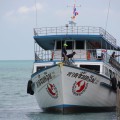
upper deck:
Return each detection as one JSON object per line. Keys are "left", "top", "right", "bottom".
{"left": 34, "top": 26, "right": 119, "bottom": 50}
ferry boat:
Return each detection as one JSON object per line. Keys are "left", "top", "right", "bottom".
{"left": 27, "top": 2, "right": 120, "bottom": 113}
{"left": 27, "top": 24, "right": 120, "bottom": 113}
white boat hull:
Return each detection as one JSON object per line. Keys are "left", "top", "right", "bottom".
{"left": 31, "top": 64, "right": 116, "bottom": 113}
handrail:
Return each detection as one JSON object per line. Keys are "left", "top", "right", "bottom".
{"left": 34, "top": 26, "right": 116, "bottom": 46}
{"left": 34, "top": 48, "right": 120, "bottom": 71}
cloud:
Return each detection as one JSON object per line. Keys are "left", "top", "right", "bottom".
{"left": 18, "top": 6, "right": 30, "bottom": 14}
{"left": 5, "top": 3, "right": 43, "bottom": 17}
{"left": 3, "top": 3, "right": 43, "bottom": 24}
{"left": 18, "top": 3, "right": 43, "bottom": 14}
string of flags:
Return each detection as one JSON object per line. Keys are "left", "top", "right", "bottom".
{"left": 71, "top": 4, "right": 79, "bottom": 20}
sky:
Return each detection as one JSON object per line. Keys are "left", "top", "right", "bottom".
{"left": 0, "top": 0, "right": 120, "bottom": 60}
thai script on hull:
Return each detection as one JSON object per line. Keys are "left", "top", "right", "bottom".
{"left": 67, "top": 71, "right": 98, "bottom": 84}
{"left": 36, "top": 73, "right": 52, "bottom": 88}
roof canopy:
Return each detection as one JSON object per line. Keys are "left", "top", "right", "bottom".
{"left": 34, "top": 26, "right": 119, "bottom": 50}
{"left": 34, "top": 34, "right": 118, "bottom": 50}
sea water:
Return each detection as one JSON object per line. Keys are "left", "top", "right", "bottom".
{"left": 0, "top": 60, "right": 117, "bottom": 120}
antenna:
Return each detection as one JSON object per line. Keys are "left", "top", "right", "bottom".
{"left": 105, "top": 0, "right": 111, "bottom": 32}
{"left": 35, "top": 0, "right": 38, "bottom": 27}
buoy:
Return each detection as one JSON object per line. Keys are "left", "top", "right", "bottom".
{"left": 27, "top": 80, "right": 34, "bottom": 95}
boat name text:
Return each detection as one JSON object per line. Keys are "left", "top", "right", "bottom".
{"left": 36, "top": 73, "right": 52, "bottom": 88}
{"left": 67, "top": 72, "right": 98, "bottom": 84}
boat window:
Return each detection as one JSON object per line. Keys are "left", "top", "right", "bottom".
{"left": 80, "top": 65, "right": 100, "bottom": 73}
{"left": 66, "top": 41, "right": 74, "bottom": 50}
{"left": 56, "top": 40, "right": 74, "bottom": 50}
{"left": 76, "top": 41, "right": 84, "bottom": 49}
{"left": 56, "top": 41, "right": 64, "bottom": 49}
{"left": 36, "top": 66, "right": 45, "bottom": 72}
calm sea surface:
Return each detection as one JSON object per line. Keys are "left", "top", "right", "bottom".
{"left": 0, "top": 60, "right": 117, "bottom": 120}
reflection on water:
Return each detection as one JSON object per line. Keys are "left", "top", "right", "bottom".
{"left": 27, "top": 111, "right": 117, "bottom": 120}
{"left": 0, "top": 109, "right": 117, "bottom": 120}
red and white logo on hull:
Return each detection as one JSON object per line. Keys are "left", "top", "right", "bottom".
{"left": 72, "top": 80, "right": 88, "bottom": 96}
{"left": 46, "top": 83, "right": 58, "bottom": 98}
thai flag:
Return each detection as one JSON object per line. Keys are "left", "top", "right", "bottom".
{"left": 73, "top": 4, "right": 78, "bottom": 16}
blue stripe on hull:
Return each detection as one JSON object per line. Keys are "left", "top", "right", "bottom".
{"left": 42, "top": 104, "right": 116, "bottom": 114}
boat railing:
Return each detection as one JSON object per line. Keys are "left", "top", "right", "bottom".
{"left": 34, "top": 49, "right": 105, "bottom": 61}
{"left": 34, "top": 48, "right": 120, "bottom": 70}
{"left": 34, "top": 26, "right": 116, "bottom": 46}
{"left": 34, "top": 49, "right": 97, "bottom": 61}
{"left": 99, "top": 28, "right": 116, "bottom": 45}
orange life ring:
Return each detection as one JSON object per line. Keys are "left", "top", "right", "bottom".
{"left": 87, "top": 51, "right": 90, "bottom": 60}
{"left": 51, "top": 51, "right": 54, "bottom": 60}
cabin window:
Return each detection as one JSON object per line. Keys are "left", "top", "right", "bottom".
{"left": 56, "top": 41, "right": 64, "bottom": 49}
{"left": 66, "top": 41, "right": 74, "bottom": 50}
{"left": 76, "top": 41, "right": 84, "bottom": 49}
{"left": 80, "top": 65, "right": 100, "bottom": 73}
{"left": 56, "top": 41, "right": 74, "bottom": 50}
{"left": 36, "top": 66, "right": 45, "bottom": 72}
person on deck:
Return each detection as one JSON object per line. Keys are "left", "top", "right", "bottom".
{"left": 109, "top": 51, "right": 120, "bottom": 64}
{"left": 111, "top": 52, "right": 120, "bottom": 58}
{"left": 62, "top": 43, "right": 68, "bottom": 61}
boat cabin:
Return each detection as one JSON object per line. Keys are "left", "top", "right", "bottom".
{"left": 33, "top": 26, "right": 120, "bottom": 80}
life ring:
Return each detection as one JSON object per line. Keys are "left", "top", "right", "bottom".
{"left": 27, "top": 80, "right": 34, "bottom": 95}
{"left": 51, "top": 51, "right": 54, "bottom": 60}
{"left": 111, "top": 77, "right": 117, "bottom": 91}
{"left": 87, "top": 51, "right": 90, "bottom": 60}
